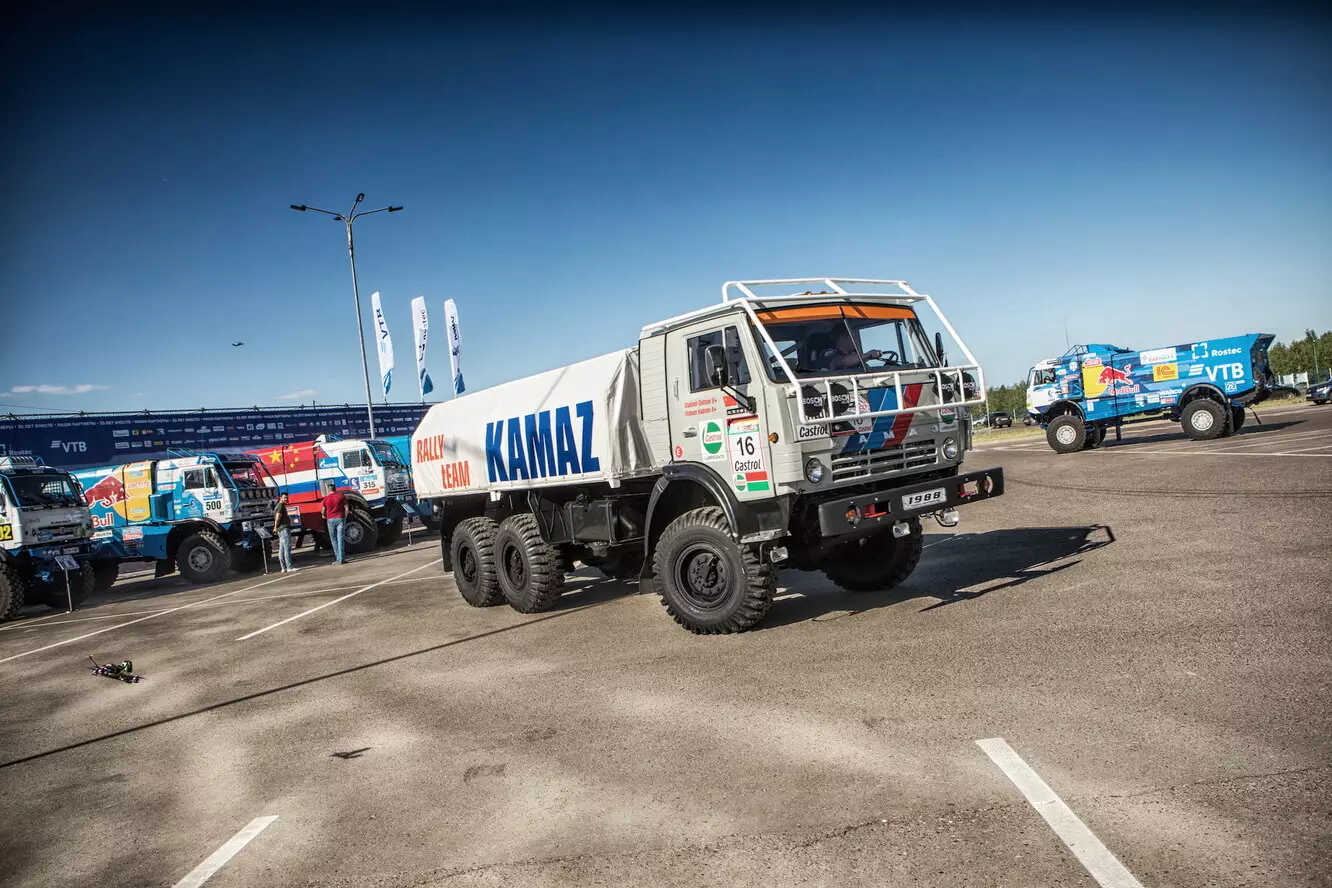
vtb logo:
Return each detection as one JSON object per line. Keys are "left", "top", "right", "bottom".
{"left": 50, "top": 440, "right": 88, "bottom": 453}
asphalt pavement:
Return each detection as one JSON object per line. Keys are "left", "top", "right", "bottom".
{"left": 1, "top": 404, "right": 1329, "bottom": 887}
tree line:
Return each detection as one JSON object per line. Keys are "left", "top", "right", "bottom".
{"left": 975, "top": 329, "right": 1330, "bottom": 417}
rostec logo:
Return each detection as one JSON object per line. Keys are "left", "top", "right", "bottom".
{"left": 485, "top": 400, "right": 601, "bottom": 482}
{"left": 701, "top": 421, "right": 724, "bottom": 455}
{"left": 1210, "top": 346, "right": 1243, "bottom": 357}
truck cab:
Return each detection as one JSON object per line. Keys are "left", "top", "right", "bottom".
{"left": 76, "top": 452, "right": 277, "bottom": 587}
{"left": 250, "top": 434, "right": 415, "bottom": 552}
{"left": 642, "top": 280, "right": 997, "bottom": 575}
{"left": 0, "top": 456, "right": 95, "bottom": 620}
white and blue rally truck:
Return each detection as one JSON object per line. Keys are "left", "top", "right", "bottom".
{"left": 1026, "top": 334, "right": 1279, "bottom": 453}
{"left": 74, "top": 451, "right": 278, "bottom": 588}
{"left": 0, "top": 456, "right": 96, "bottom": 621}
{"left": 412, "top": 278, "right": 1004, "bottom": 634}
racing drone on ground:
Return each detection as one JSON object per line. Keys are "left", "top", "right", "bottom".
{"left": 87, "top": 656, "right": 145, "bottom": 683}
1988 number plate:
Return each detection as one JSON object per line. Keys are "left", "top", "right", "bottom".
{"left": 901, "top": 487, "right": 946, "bottom": 510}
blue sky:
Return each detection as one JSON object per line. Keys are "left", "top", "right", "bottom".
{"left": 3, "top": 11, "right": 1330, "bottom": 413}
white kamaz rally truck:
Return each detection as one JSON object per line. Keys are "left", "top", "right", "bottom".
{"left": 0, "top": 456, "right": 96, "bottom": 622}
{"left": 412, "top": 279, "right": 1004, "bottom": 633}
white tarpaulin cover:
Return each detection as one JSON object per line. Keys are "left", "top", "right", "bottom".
{"left": 411, "top": 348, "right": 655, "bottom": 498}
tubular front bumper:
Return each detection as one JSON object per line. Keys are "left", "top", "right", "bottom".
{"left": 816, "top": 467, "right": 1005, "bottom": 538}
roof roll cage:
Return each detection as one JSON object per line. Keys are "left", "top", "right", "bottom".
{"left": 721, "top": 279, "right": 989, "bottom": 425}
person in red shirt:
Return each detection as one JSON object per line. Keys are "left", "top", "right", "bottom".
{"left": 320, "top": 486, "right": 349, "bottom": 564}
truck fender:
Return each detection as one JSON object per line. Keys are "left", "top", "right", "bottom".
{"left": 1043, "top": 400, "right": 1084, "bottom": 422}
{"left": 1179, "top": 383, "right": 1227, "bottom": 406}
{"left": 639, "top": 464, "right": 790, "bottom": 591}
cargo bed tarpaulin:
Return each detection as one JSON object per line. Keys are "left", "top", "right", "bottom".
{"left": 412, "top": 349, "right": 656, "bottom": 498}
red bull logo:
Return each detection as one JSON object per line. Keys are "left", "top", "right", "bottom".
{"left": 1097, "top": 366, "right": 1133, "bottom": 386}
{"left": 82, "top": 472, "right": 125, "bottom": 509}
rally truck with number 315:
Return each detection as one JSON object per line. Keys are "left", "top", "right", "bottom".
{"left": 411, "top": 278, "right": 1004, "bottom": 634}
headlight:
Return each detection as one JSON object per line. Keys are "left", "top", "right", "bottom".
{"left": 804, "top": 458, "right": 826, "bottom": 484}
{"left": 942, "top": 438, "right": 959, "bottom": 460}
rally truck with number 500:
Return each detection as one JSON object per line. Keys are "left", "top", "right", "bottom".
{"left": 411, "top": 278, "right": 1004, "bottom": 634}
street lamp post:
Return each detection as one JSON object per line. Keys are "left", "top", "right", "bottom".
{"left": 291, "top": 194, "right": 403, "bottom": 438}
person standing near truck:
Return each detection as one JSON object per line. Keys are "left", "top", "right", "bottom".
{"left": 321, "top": 484, "right": 348, "bottom": 564}
{"left": 273, "top": 492, "right": 299, "bottom": 573}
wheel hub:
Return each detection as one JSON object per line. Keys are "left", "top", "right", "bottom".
{"left": 1056, "top": 425, "right": 1077, "bottom": 444}
{"left": 679, "top": 546, "right": 728, "bottom": 607}
{"left": 459, "top": 547, "right": 477, "bottom": 583}
{"left": 188, "top": 547, "right": 214, "bottom": 572}
{"left": 1193, "top": 411, "right": 1214, "bottom": 431}
{"left": 504, "top": 545, "right": 527, "bottom": 588}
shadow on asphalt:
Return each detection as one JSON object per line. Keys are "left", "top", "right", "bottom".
{"left": 756, "top": 525, "right": 1116, "bottom": 629}
{"left": 0, "top": 579, "right": 627, "bottom": 771}
{"left": 1096, "top": 419, "right": 1304, "bottom": 449}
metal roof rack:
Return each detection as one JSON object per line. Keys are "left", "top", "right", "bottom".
{"left": 642, "top": 277, "right": 989, "bottom": 425}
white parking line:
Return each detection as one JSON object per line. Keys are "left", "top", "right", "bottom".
{"left": 236, "top": 559, "right": 442, "bottom": 640}
{"left": 172, "top": 815, "right": 278, "bottom": 888}
{"left": 1099, "top": 449, "right": 1332, "bottom": 458}
{"left": 1273, "top": 441, "right": 1332, "bottom": 454}
{"left": 1196, "top": 430, "right": 1332, "bottom": 452}
{"left": 976, "top": 738, "right": 1144, "bottom": 888}
{"left": 0, "top": 575, "right": 289, "bottom": 665}
{"left": 0, "top": 611, "right": 71, "bottom": 634}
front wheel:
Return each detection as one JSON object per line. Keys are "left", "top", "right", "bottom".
{"left": 1046, "top": 414, "right": 1086, "bottom": 453}
{"left": 342, "top": 510, "right": 380, "bottom": 554}
{"left": 822, "top": 520, "right": 923, "bottom": 592}
{"left": 177, "top": 530, "right": 233, "bottom": 583}
{"left": 92, "top": 561, "right": 119, "bottom": 593}
{"left": 1182, "top": 399, "right": 1225, "bottom": 441}
{"left": 41, "top": 564, "right": 94, "bottom": 610}
{"left": 653, "top": 507, "right": 775, "bottom": 634}
{"left": 0, "top": 564, "right": 25, "bottom": 622}
{"left": 376, "top": 517, "right": 404, "bottom": 547}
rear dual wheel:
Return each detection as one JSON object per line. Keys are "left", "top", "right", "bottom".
{"left": 494, "top": 514, "right": 565, "bottom": 613}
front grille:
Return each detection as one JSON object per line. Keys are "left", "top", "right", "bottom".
{"left": 830, "top": 440, "right": 939, "bottom": 482}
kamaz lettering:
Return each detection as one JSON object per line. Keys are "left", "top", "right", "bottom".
{"left": 485, "top": 401, "right": 601, "bottom": 482}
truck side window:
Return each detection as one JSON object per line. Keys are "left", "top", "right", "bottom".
{"left": 184, "top": 469, "right": 206, "bottom": 490}
{"left": 687, "top": 326, "right": 752, "bottom": 392}
{"left": 341, "top": 450, "right": 365, "bottom": 470}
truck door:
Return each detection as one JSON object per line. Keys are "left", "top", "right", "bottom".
{"left": 665, "top": 320, "right": 773, "bottom": 501}
{"left": 181, "top": 465, "right": 228, "bottom": 521}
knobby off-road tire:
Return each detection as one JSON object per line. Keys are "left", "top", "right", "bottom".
{"left": 449, "top": 517, "right": 504, "bottom": 607}
{"left": 823, "top": 519, "right": 924, "bottom": 592}
{"left": 1230, "top": 406, "right": 1246, "bottom": 434}
{"left": 177, "top": 530, "right": 232, "bottom": 584}
{"left": 231, "top": 545, "right": 265, "bottom": 573}
{"left": 342, "top": 510, "right": 379, "bottom": 555}
{"left": 92, "top": 561, "right": 119, "bottom": 593}
{"left": 494, "top": 514, "right": 565, "bottom": 614}
{"left": 653, "top": 507, "right": 775, "bottom": 634}
{"left": 1182, "top": 399, "right": 1225, "bottom": 441}
{"left": 376, "top": 516, "right": 404, "bottom": 547}
{"left": 1082, "top": 424, "right": 1107, "bottom": 450}
{"left": 39, "top": 564, "right": 94, "bottom": 610}
{"left": 1046, "top": 414, "right": 1086, "bottom": 454}
{"left": 0, "top": 563, "right": 24, "bottom": 622}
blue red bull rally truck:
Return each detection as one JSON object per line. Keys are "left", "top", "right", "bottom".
{"left": 1025, "top": 334, "right": 1278, "bottom": 453}
{"left": 74, "top": 451, "right": 277, "bottom": 589}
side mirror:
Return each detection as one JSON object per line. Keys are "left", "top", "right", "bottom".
{"left": 935, "top": 332, "right": 947, "bottom": 367}
{"left": 705, "top": 345, "right": 730, "bottom": 387}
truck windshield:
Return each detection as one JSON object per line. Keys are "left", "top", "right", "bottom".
{"left": 1030, "top": 367, "right": 1056, "bottom": 386}
{"left": 6, "top": 472, "right": 84, "bottom": 508}
{"left": 222, "top": 460, "right": 273, "bottom": 489}
{"left": 370, "top": 442, "right": 407, "bottom": 467}
{"left": 755, "top": 308, "right": 938, "bottom": 381}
